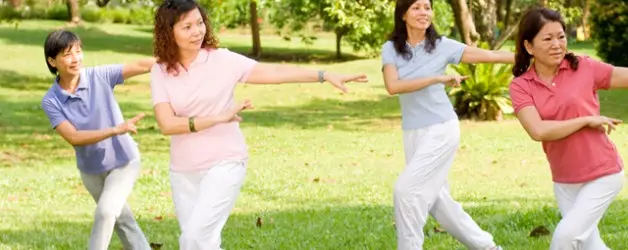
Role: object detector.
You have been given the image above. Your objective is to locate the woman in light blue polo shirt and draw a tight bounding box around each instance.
[381,0,514,249]
[41,30,155,250]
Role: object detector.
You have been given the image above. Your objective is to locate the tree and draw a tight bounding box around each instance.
[66,0,81,24]
[267,0,394,59]
[448,0,480,46]
[590,0,628,66]
[249,0,262,58]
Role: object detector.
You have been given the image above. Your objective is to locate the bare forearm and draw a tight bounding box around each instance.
[492,50,515,64]
[158,115,223,136]
[67,128,117,146]
[123,58,157,79]
[532,117,590,141]
[386,76,441,95]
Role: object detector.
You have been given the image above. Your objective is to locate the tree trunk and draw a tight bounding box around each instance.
[504,0,513,30]
[66,0,81,24]
[335,32,342,59]
[449,0,479,46]
[472,0,498,47]
[581,0,591,39]
[249,0,262,58]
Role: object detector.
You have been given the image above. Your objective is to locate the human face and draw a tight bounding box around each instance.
[403,0,433,31]
[47,45,83,76]
[524,21,567,68]
[173,7,206,53]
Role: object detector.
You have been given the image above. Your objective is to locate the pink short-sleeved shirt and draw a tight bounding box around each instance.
[509,56,623,183]
[150,48,258,172]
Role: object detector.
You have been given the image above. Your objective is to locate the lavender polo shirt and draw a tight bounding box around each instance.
[41,65,139,174]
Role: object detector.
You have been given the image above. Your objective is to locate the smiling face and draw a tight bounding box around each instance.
[47,44,83,77]
[524,21,567,68]
[403,0,433,31]
[172,7,206,54]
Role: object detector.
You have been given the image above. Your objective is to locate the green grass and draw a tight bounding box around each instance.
[1,20,627,250]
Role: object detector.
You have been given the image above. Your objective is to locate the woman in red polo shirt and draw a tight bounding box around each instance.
[510,7,628,249]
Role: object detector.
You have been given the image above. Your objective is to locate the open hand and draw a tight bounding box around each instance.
[324,73,369,93]
[439,75,468,87]
[114,113,145,135]
[220,100,253,123]
[587,116,622,135]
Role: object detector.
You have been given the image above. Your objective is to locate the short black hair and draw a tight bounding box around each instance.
[44,30,82,75]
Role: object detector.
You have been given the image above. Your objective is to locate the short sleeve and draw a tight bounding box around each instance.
[149,65,170,106]
[222,49,258,83]
[41,98,67,129]
[509,78,534,114]
[583,56,613,90]
[440,37,467,65]
[381,41,397,67]
[92,64,124,88]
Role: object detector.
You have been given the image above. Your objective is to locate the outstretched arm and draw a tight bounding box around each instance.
[382,64,466,95]
[609,66,628,89]
[244,63,368,93]
[122,58,157,80]
[460,46,515,64]
[54,114,145,146]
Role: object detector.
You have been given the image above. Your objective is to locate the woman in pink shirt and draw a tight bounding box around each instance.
[510,7,628,249]
[150,0,367,249]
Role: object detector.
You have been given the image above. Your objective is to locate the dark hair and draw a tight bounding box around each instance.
[513,7,578,77]
[389,0,441,60]
[43,30,82,75]
[154,0,219,74]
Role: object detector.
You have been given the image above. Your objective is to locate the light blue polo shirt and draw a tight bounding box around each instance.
[381,37,467,130]
[41,65,139,174]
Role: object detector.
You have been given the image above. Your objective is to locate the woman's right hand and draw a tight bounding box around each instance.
[438,75,468,87]
[587,115,622,134]
[219,100,253,123]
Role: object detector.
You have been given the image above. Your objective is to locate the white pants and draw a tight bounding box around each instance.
[550,171,624,250]
[80,158,150,250]
[170,160,247,250]
[394,119,496,250]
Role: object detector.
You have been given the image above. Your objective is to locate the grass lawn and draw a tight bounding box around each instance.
[0,20,627,250]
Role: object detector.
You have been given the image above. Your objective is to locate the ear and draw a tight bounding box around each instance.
[47,57,57,68]
[523,40,534,56]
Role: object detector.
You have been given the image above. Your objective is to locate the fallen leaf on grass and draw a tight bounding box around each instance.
[529,225,550,237]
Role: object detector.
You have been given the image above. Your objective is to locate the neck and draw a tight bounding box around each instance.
[406,27,426,46]
[179,48,200,69]
[58,72,80,93]
[534,61,559,81]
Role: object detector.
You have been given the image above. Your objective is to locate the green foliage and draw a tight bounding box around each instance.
[267,0,394,56]
[448,44,514,121]
[590,0,628,67]
[432,0,455,37]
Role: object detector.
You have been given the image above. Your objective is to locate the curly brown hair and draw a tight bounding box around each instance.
[153,0,219,74]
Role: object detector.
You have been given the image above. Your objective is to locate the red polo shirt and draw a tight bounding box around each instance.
[510,56,623,183]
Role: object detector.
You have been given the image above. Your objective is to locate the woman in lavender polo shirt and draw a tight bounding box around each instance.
[41,30,155,250]
[381,0,515,249]
[150,0,367,249]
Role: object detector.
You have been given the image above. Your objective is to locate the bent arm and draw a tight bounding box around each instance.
[153,103,225,136]
[55,121,119,146]
[515,106,590,141]
[382,64,442,95]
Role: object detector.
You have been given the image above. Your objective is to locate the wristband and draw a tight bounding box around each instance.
[189,117,197,133]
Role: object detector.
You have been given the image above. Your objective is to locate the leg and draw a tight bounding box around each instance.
[429,181,496,250]
[175,161,247,250]
[394,120,460,250]
[81,158,149,250]
[550,172,624,250]
[170,169,204,249]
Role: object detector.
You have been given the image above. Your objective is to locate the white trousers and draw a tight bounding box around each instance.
[550,171,624,250]
[170,160,247,250]
[80,158,150,250]
[394,119,496,250]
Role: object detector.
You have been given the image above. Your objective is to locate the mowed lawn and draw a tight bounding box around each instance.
[0,21,627,250]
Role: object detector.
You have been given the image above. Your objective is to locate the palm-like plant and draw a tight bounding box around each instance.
[448,61,514,121]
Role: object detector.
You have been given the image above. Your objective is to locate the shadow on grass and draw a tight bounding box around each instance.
[1,199,627,249]
[0,25,365,63]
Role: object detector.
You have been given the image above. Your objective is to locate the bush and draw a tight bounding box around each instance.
[590,0,628,67]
